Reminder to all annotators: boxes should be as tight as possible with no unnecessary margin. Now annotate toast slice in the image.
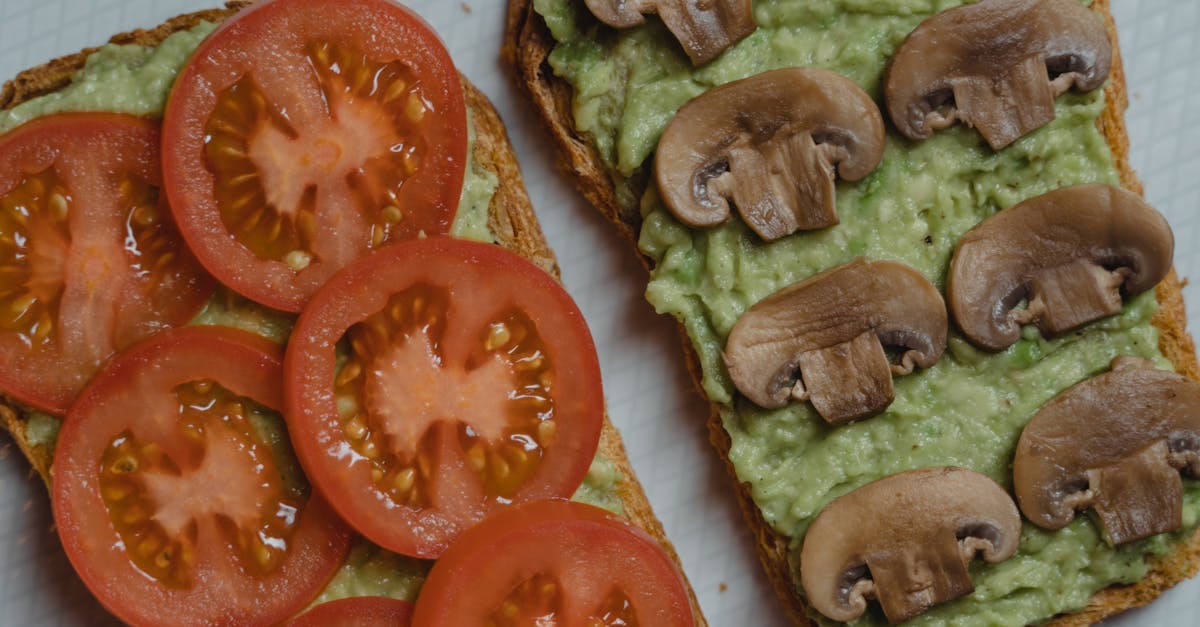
[0,2,706,623]
[504,0,1200,624]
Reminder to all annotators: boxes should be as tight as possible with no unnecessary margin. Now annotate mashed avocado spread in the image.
[535,0,1200,624]
[5,21,621,606]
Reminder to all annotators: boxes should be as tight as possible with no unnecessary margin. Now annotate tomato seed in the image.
[138,536,162,559]
[285,250,313,272]
[154,548,173,570]
[516,355,544,369]
[344,415,367,440]
[467,444,486,471]
[254,543,272,568]
[383,80,408,104]
[393,468,415,492]
[132,203,157,227]
[404,94,426,123]
[536,421,557,447]
[48,193,69,219]
[381,205,403,225]
[336,395,359,418]
[485,323,511,351]
[110,455,139,475]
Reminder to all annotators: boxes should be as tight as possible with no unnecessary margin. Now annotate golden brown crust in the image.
[0,4,705,624]
[505,0,1200,624]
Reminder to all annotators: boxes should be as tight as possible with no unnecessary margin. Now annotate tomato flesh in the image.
[98,381,303,587]
[54,326,351,626]
[0,113,213,413]
[165,0,467,312]
[286,239,603,558]
[412,500,695,627]
[336,286,558,507]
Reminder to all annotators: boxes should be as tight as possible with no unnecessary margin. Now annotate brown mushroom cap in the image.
[948,184,1173,352]
[800,467,1021,624]
[655,67,885,242]
[1013,358,1200,546]
[884,0,1111,150]
[723,258,946,424]
[583,0,755,65]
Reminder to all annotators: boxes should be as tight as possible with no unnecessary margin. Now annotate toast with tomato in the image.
[506,0,1200,625]
[0,0,704,624]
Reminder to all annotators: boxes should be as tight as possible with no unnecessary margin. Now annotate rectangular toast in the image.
[504,0,1200,624]
[0,2,707,623]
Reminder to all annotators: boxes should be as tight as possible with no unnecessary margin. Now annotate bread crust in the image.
[0,4,706,624]
[504,0,1200,624]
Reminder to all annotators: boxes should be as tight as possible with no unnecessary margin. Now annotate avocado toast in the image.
[0,1,705,622]
[505,0,1200,624]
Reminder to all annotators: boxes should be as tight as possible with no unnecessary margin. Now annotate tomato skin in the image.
[53,326,352,627]
[287,597,413,627]
[412,499,696,627]
[0,113,213,413]
[163,0,468,313]
[285,238,603,558]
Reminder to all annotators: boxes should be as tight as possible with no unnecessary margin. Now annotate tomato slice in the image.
[412,500,695,626]
[288,597,413,627]
[0,113,213,413]
[53,326,352,626]
[164,0,468,313]
[285,238,603,558]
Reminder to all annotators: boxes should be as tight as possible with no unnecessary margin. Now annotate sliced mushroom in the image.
[724,258,946,424]
[801,467,1021,624]
[655,68,885,242]
[584,0,755,65]
[885,0,1111,150]
[948,184,1173,351]
[1013,357,1200,545]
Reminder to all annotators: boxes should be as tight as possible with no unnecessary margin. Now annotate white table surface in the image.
[0,1,1196,625]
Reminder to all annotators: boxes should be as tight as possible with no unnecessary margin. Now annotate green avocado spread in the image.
[535,0,1199,625]
[6,22,622,607]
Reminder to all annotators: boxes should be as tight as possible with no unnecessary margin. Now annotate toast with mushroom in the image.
[0,2,706,622]
[506,0,1200,624]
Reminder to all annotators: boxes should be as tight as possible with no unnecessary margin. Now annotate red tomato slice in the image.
[412,500,695,626]
[164,0,468,313]
[285,238,603,558]
[288,597,413,627]
[0,113,213,413]
[53,326,352,627]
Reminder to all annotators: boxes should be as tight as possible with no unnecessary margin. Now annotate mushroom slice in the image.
[947,184,1173,352]
[884,0,1111,150]
[1013,357,1200,545]
[800,467,1021,624]
[655,68,885,242]
[583,0,755,66]
[723,258,946,424]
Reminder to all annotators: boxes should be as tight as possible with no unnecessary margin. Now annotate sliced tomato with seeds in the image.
[285,238,603,558]
[412,500,695,627]
[164,0,468,312]
[53,326,352,627]
[0,113,213,413]
[288,597,413,627]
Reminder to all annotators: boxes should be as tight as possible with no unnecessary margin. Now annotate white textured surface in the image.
[0,1,1196,625]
